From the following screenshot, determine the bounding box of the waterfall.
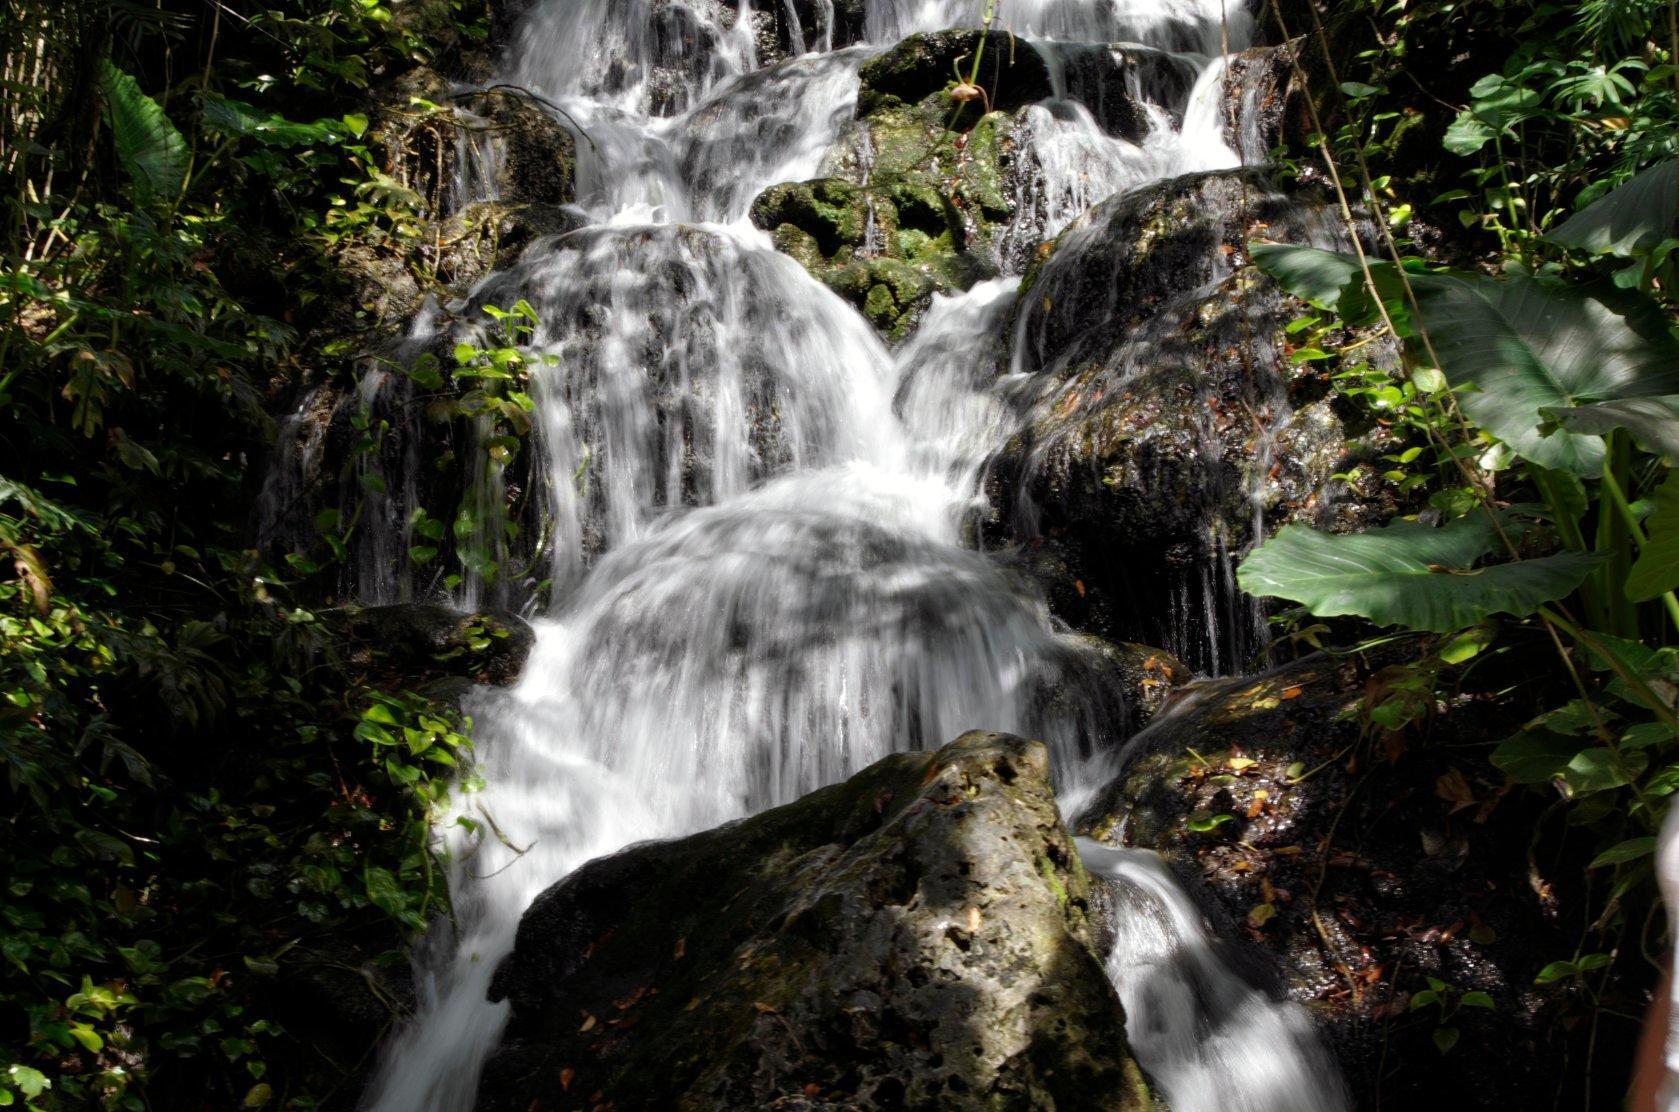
[1078,839,1350,1112]
[355,0,1346,1107]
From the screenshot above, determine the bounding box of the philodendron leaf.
[1249,242,1406,327]
[1628,469,1679,602]
[1540,395,1679,464]
[1250,243,1679,475]
[1237,516,1607,633]
[101,61,188,205]
[1546,159,1678,257]
[1405,274,1679,475]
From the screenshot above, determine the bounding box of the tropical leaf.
[101,61,188,205]
[1249,242,1404,326]
[1540,395,1679,463]
[1628,469,1679,602]
[1237,517,1607,633]
[1546,159,1678,257]
[1250,243,1364,312]
[1404,273,1679,475]
[200,95,343,147]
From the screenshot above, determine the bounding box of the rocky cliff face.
[477,732,1155,1110]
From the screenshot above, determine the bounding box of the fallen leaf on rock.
[578,1013,596,1033]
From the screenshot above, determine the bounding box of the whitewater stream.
[357,0,1349,1108]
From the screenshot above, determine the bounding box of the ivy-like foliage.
[0,1,494,1107]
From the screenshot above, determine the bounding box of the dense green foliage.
[1243,0,1679,1041]
[0,1,491,1106]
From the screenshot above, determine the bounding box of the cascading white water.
[1078,839,1349,1112]
[360,0,1346,1107]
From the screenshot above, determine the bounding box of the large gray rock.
[478,732,1155,1110]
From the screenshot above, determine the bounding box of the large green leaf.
[1237,516,1607,633]
[200,95,344,147]
[1405,273,1679,475]
[1249,242,1403,326]
[1250,243,1363,312]
[1540,395,1679,464]
[1629,470,1679,602]
[1546,159,1678,257]
[100,61,188,206]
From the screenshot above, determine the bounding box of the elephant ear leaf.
[1628,470,1679,604]
[1545,159,1678,258]
[1406,274,1679,476]
[1237,517,1607,633]
[101,61,188,206]
[1540,395,1679,465]
[1248,242,1406,327]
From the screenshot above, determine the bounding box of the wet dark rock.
[1073,637,1192,725]
[335,603,535,690]
[1222,40,1318,164]
[478,731,1154,1111]
[858,30,1054,120]
[1074,644,1626,1110]
[434,200,587,287]
[988,167,1394,671]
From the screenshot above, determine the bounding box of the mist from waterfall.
[357,1,1346,1108]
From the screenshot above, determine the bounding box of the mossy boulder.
[749,103,1015,339]
[751,30,1147,338]
[1073,645,1625,1110]
[478,731,1155,1111]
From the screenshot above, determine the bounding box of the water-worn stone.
[988,167,1395,670]
[478,731,1155,1110]
[318,70,578,340]
[750,29,1146,338]
[1073,644,1623,1110]
[1222,40,1317,165]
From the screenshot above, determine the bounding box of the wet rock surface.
[987,167,1393,671]
[335,603,535,690]
[751,30,1145,338]
[1074,643,1628,1110]
[1222,40,1318,164]
[478,732,1154,1111]
[319,70,578,339]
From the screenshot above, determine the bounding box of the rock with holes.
[476,731,1155,1110]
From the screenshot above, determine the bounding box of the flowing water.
[357,0,1348,1107]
